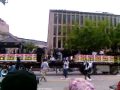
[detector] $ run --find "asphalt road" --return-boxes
[35,71,120,90]
[0,71,119,90]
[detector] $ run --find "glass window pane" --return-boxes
[80,15,83,25]
[58,14,62,24]
[63,14,66,24]
[94,15,96,21]
[67,14,71,24]
[102,16,104,21]
[58,25,61,36]
[89,15,92,20]
[58,37,61,48]
[72,15,75,25]
[110,17,112,26]
[53,37,56,48]
[54,14,57,24]
[53,25,57,35]
[76,15,79,24]
[114,18,116,26]
[98,15,100,21]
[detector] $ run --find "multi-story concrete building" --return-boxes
[47,10,120,51]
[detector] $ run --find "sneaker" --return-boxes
[65,78,70,80]
[87,78,92,81]
[61,77,65,80]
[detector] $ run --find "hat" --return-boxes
[68,78,95,90]
[1,70,37,90]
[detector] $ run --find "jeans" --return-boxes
[63,69,68,78]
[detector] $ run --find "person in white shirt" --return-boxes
[63,60,69,79]
[99,50,104,55]
[40,59,49,82]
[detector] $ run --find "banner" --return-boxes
[0,54,6,60]
[74,54,114,63]
[0,54,37,61]
[6,54,15,61]
[95,55,102,62]
[87,55,94,61]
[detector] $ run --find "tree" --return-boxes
[23,42,38,53]
[64,19,112,54]
[110,24,120,53]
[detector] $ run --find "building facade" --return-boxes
[47,10,120,50]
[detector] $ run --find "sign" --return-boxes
[74,54,114,63]
[0,54,37,61]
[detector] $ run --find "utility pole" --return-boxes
[0,0,8,5]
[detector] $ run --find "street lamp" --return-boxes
[0,0,8,5]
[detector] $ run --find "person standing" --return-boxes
[40,59,49,82]
[63,60,69,79]
[15,57,25,70]
[83,61,93,81]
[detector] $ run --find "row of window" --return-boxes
[53,25,75,36]
[54,13,119,26]
[53,37,66,48]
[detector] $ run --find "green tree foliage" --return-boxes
[110,24,120,53]
[64,19,112,54]
[23,42,38,53]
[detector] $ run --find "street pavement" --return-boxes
[34,71,120,90]
[0,71,120,90]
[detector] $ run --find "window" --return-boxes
[110,17,113,26]
[63,14,66,24]
[72,15,75,25]
[80,15,83,25]
[114,17,116,26]
[98,15,100,21]
[58,14,62,24]
[76,15,79,24]
[89,15,92,20]
[94,15,97,26]
[94,15,96,21]
[53,25,57,35]
[102,16,104,21]
[63,26,66,36]
[85,15,88,19]
[58,37,61,48]
[53,37,56,48]
[58,25,61,36]
[119,18,120,23]
[67,14,71,24]
[54,14,57,24]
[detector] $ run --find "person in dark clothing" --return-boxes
[15,57,25,70]
[1,70,37,90]
[15,57,21,70]
[83,61,93,81]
